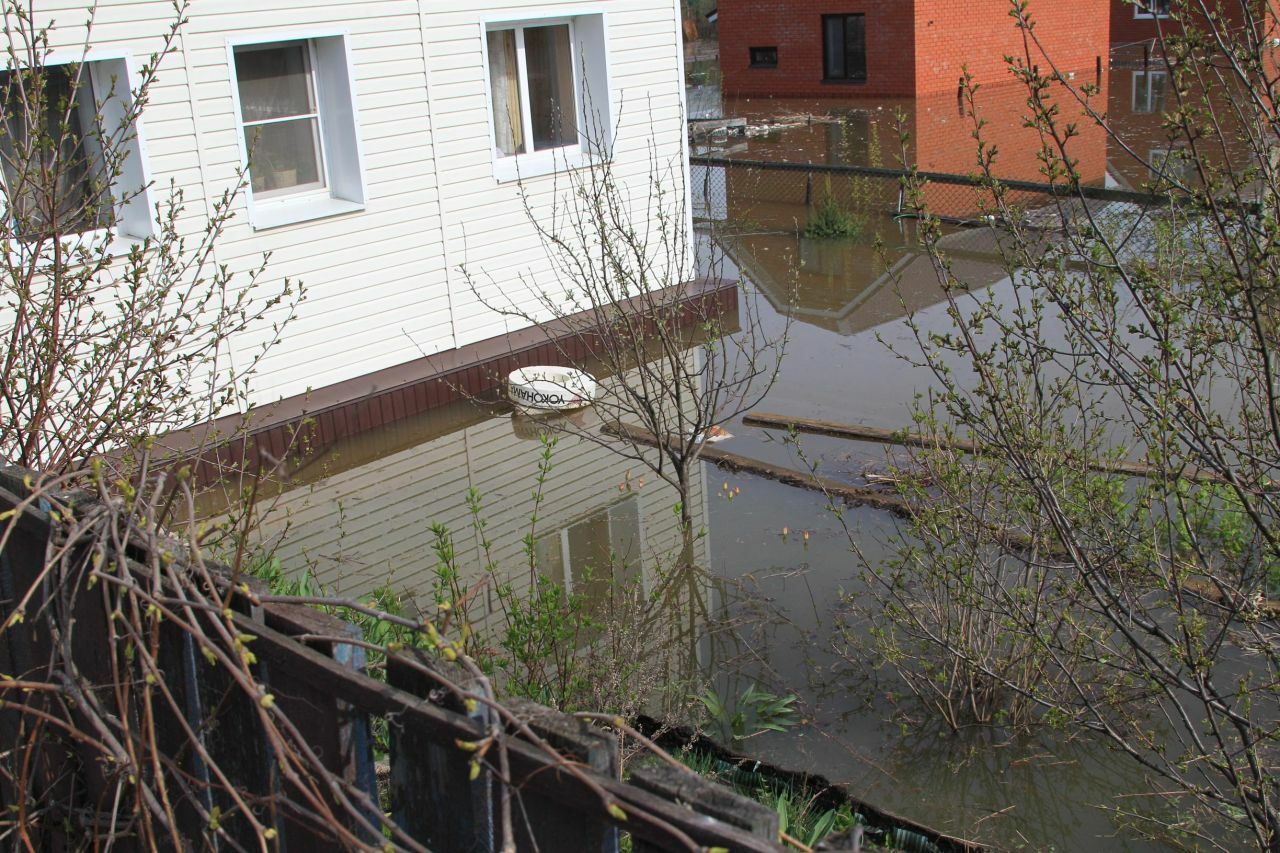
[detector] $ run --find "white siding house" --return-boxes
[18,0,691,414]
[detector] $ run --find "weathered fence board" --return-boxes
[504,698,620,853]
[630,760,779,853]
[264,604,380,850]
[388,650,496,852]
[0,474,821,852]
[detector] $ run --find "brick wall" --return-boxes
[719,0,917,98]
[1110,0,1252,46]
[913,0,1108,97]
[718,0,1109,99]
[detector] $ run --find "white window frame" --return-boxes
[226,29,367,231]
[538,495,647,596]
[1150,147,1195,183]
[1131,69,1167,114]
[481,11,612,183]
[0,47,156,257]
[1134,0,1171,19]
[234,39,328,203]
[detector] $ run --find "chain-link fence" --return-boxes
[690,154,1174,245]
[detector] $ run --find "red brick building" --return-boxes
[718,0,1111,98]
[1110,0,1254,47]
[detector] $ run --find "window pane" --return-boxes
[567,508,612,604]
[823,17,845,79]
[0,64,111,236]
[844,16,866,81]
[524,24,578,152]
[235,44,315,122]
[1133,72,1151,113]
[608,497,642,587]
[1148,71,1167,112]
[487,30,524,157]
[534,532,565,585]
[243,117,324,196]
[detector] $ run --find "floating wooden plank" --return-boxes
[742,412,1228,484]
[634,715,983,853]
[602,421,912,515]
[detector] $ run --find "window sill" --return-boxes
[492,147,596,183]
[4,229,150,265]
[250,196,366,231]
[822,78,867,85]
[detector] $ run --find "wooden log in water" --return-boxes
[601,421,912,516]
[743,412,1228,484]
[602,422,1279,622]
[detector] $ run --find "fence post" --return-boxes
[387,650,495,853]
[502,699,621,853]
[262,602,380,849]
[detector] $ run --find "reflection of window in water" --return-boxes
[535,496,643,601]
[1132,70,1167,115]
[1150,147,1195,184]
[826,112,870,165]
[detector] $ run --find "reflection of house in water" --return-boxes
[703,80,1111,229]
[720,79,1109,182]
[202,388,710,634]
[1105,50,1259,193]
[721,224,1009,336]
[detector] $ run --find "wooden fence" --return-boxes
[0,468,859,852]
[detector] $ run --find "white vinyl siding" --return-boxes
[15,0,688,413]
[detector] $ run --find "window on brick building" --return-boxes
[749,46,778,68]
[1134,0,1171,18]
[822,14,867,83]
[1132,70,1167,114]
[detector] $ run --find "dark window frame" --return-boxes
[748,46,778,68]
[822,13,867,83]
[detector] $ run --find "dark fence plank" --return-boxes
[387,650,495,853]
[264,603,379,849]
[629,760,779,853]
[237,614,781,852]
[503,699,620,853]
[193,599,285,848]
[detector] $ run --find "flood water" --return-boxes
[701,244,1168,851]
[198,63,1222,850]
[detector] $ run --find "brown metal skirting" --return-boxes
[160,278,739,485]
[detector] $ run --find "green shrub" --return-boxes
[803,193,865,240]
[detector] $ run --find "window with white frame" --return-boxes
[484,15,611,181]
[1150,147,1195,184]
[1132,69,1167,114]
[0,57,153,245]
[535,496,643,599]
[230,34,365,229]
[1134,0,1171,18]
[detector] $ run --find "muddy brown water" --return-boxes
[203,224,1175,850]
[201,87,1230,848]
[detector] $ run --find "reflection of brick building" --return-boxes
[714,78,1109,224]
[718,0,1110,98]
